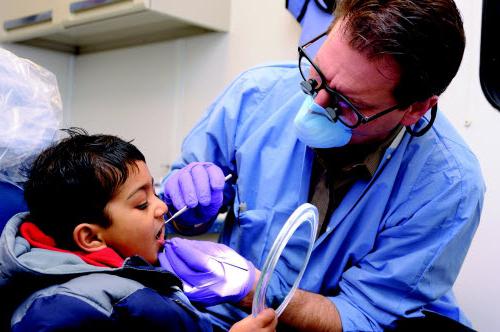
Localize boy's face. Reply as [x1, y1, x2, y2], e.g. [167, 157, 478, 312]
[101, 161, 167, 264]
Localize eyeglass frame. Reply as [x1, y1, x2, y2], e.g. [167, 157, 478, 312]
[298, 31, 407, 129]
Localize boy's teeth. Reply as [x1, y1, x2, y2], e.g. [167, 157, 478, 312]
[156, 227, 163, 239]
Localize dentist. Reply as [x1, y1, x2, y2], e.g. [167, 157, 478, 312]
[161, 1, 484, 331]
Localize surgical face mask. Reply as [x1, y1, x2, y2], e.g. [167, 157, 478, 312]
[294, 95, 352, 148]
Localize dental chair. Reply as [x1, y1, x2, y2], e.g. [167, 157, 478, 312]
[0, 181, 26, 231]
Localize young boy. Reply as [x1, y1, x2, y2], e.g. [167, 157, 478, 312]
[0, 129, 276, 332]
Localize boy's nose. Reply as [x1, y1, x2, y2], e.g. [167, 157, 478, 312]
[155, 196, 168, 218]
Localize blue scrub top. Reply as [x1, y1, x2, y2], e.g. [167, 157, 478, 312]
[166, 63, 485, 331]
[0, 181, 27, 232]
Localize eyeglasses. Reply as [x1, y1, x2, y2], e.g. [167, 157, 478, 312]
[298, 31, 404, 129]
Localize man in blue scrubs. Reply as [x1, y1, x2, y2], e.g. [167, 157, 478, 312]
[162, 0, 485, 331]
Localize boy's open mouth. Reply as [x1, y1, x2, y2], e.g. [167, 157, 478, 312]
[155, 224, 164, 240]
[155, 224, 165, 249]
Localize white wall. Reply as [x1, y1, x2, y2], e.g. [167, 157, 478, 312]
[2, 0, 499, 330]
[69, 0, 301, 182]
[441, 1, 500, 331]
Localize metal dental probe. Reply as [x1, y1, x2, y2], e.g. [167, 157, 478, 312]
[164, 174, 232, 224]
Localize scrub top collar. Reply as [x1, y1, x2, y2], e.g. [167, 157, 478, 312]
[314, 124, 404, 178]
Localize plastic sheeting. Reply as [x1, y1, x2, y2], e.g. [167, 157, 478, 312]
[0, 48, 62, 187]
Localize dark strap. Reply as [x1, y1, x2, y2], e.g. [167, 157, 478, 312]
[297, 0, 310, 23]
[405, 104, 438, 137]
[314, 0, 336, 13]
[286, 0, 311, 23]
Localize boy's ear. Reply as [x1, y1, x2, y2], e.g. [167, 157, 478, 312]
[73, 223, 107, 252]
[400, 95, 438, 126]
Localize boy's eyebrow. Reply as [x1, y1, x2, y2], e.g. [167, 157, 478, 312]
[127, 186, 146, 200]
[126, 177, 154, 200]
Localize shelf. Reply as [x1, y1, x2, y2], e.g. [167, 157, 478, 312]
[0, 0, 230, 54]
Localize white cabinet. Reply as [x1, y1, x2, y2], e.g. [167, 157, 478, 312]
[0, 0, 230, 54]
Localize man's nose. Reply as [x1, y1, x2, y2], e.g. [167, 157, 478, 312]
[314, 89, 330, 109]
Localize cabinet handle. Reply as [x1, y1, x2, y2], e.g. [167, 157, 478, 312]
[70, 0, 130, 13]
[4, 10, 53, 31]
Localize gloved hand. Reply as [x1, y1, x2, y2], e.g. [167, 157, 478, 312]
[163, 162, 225, 226]
[158, 237, 256, 306]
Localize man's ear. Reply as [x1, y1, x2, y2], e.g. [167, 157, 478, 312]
[400, 95, 438, 126]
[73, 223, 107, 252]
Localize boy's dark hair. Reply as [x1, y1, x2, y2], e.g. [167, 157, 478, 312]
[24, 128, 145, 249]
[334, 0, 465, 104]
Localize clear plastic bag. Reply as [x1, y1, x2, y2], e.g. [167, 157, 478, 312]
[252, 203, 318, 317]
[0, 48, 62, 187]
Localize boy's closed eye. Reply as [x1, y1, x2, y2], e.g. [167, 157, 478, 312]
[129, 190, 148, 210]
[136, 201, 149, 210]
[128, 178, 157, 211]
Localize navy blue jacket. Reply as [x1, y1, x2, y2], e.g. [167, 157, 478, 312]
[0, 213, 212, 332]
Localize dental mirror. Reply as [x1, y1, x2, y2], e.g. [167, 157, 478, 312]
[252, 203, 318, 317]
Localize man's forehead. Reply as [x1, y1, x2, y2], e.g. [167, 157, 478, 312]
[317, 28, 400, 101]
[328, 18, 401, 78]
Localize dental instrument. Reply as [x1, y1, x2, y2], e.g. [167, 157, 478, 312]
[164, 174, 232, 224]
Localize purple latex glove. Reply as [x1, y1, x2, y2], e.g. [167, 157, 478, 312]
[158, 238, 256, 306]
[163, 162, 225, 226]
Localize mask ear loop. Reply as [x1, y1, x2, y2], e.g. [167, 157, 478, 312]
[405, 104, 438, 137]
